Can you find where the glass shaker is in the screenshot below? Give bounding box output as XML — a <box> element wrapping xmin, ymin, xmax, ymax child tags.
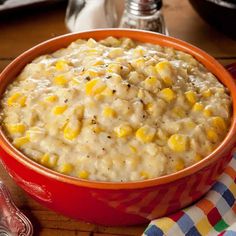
<box><xmin>119</xmin><ymin>0</ymin><xmax>167</xmax><ymax>34</ymax></box>
<box><xmin>65</xmin><ymin>0</ymin><xmax>118</xmax><ymax>32</ymax></box>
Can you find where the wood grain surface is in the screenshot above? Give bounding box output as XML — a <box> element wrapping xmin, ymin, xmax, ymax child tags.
<box><xmin>0</xmin><ymin>0</ymin><xmax>235</xmax><ymax>235</ymax></box>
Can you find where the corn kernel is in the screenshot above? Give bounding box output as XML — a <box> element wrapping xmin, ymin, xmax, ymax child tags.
<box><xmin>78</xmin><ymin>170</ymin><xmax>89</xmax><ymax>179</ymax></box>
<box><xmin>194</xmin><ymin>153</ymin><xmax>203</xmax><ymax>162</ymax></box>
<box><xmin>172</xmin><ymin>106</ymin><xmax>186</xmax><ymax>118</ymax></box>
<box><xmin>202</xmin><ymin>89</ymin><xmax>212</xmax><ymax>98</ymax></box>
<box><xmin>101</xmin><ymin>87</ymin><xmax>113</xmax><ymax>97</ymax></box>
<box><xmin>107</xmin><ymin>63</ymin><xmax>122</xmax><ymax>74</ymax></box>
<box><xmin>206</xmin><ymin>129</ymin><xmax>218</xmax><ymax>142</ymax></box>
<box><xmin>168</xmin><ymin>134</ymin><xmax>188</xmax><ymax>152</ymax></box>
<box><xmin>185</xmin><ymin>90</ymin><xmax>197</xmax><ymax>104</ymax></box>
<box><xmin>84</xmin><ymin>69</ymin><xmax>99</xmax><ymax>78</ymax></box>
<box><xmin>53</xmin><ymin>75</ymin><xmax>68</xmax><ymax>86</ymax></box>
<box><xmin>55</xmin><ymin>60</ymin><xmax>68</xmax><ymax>71</ymax></box>
<box><xmin>52</xmin><ymin>105</ymin><xmax>67</xmax><ymax>115</ymax></box>
<box><xmin>174</xmin><ymin>158</ymin><xmax>185</xmax><ymax>171</ymax></box>
<box><xmin>13</xmin><ymin>136</ymin><xmax>30</xmax><ymax>148</ymax></box>
<box><xmin>185</xmin><ymin>121</ymin><xmax>196</xmax><ymax>129</ymax></box>
<box><xmin>63</xmin><ymin>121</ymin><xmax>81</xmax><ymax>141</ymax></box>
<box><xmin>129</xmin><ymin>145</ymin><xmax>137</xmax><ymax>153</ymax></box>
<box><xmin>92</xmin><ymin>60</ymin><xmax>104</xmax><ymax>66</ymax></box>
<box><xmin>90</xmin><ymin>124</ymin><xmax>102</xmax><ymax>133</ymax></box>
<box><xmin>85</xmin><ymin>78</ymin><xmax>106</xmax><ymax>96</ymax></box>
<box><xmin>102</xmin><ymin>107</ymin><xmax>116</xmax><ymax>118</ymax></box>
<box><xmin>132</xmin><ymin>58</ymin><xmax>145</xmax><ymax>68</ymax></box>
<box><xmin>203</xmin><ymin>108</ymin><xmax>212</xmax><ymax>117</ymax></box>
<box><xmin>87</xmin><ymin>38</ymin><xmax>97</xmax><ymax>47</ymax></box>
<box><xmin>7</xmin><ymin>93</ymin><xmax>26</xmax><ymax>107</ymax></box>
<box><xmin>45</xmin><ymin>95</ymin><xmax>58</xmax><ymax>103</ymax></box>
<box><xmin>145</xmin><ymin>103</ymin><xmax>154</xmax><ymax>114</ymax></box>
<box><xmin>159</xmin><ymin>88</ymin><xmax>176</xmax><ymax>102</ymax></box>
<box><xmin>140</xmin><ymin>171</ymin><xmax>149</xmax><ymax>179</ymax></box>
<box><xmin>59</xmin><ymin>163</ymin><xmax>74</xmax><ymax>174</ymax></box>
<box><xmin>144</xmin><ymin>76</ymin><xmax>158</xmax><ymax>86</ymax></box>
<box><xmin>114</xmin><ymin>124</ymin><xmax>133</xmax><ymax>138</ymax></box>
<box><xmin>135</xmin><ymin>125</ymin><xmax>156</xmax><ymax>143</ymax></box>
<box><xmin>108</xmin><ymin>48</ymin><xmax>124</xmax><ymax>58</ymax></box>
<box><xmin>155</xmin><ymin>61</ymin><xmax>173</xmax><ymax>86</ymax></box>
<box><xmin>40</xmin><ymin>153</ymin><xmax>58</xmax><ymax>168</ymax></box>
<box><xmin>211</xmin><ymin>116</ymin><xmax>226</xmax><ymax>131</ymax></box>
<box><xmin>71</xmin><ymin>77</ymin><xmax>80</xmax><ymax>85</ymax></box>
<box><xmin>6</xmin><ymin>123</ymin><xmax>26</xmax><ymax>134</ymax></box>
<box><xmin>193</xmin><ymin>102</ymin><xmax>204</xmax><ymax>112</ymax></box>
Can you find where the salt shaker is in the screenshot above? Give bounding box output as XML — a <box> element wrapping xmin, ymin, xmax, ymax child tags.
<box><xmin>65</xmin><ymin>0</ymin><xmax>118</xmax><ymax>32</ymax></box>
<box><xmin>119</xmin><ymin>0</ymin><xmax>167</xmax><ymax>34</ymax></box>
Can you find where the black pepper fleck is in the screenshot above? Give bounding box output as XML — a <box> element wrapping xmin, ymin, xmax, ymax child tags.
<box><xmin>91</xmin><ymin>119</ymin><xmax>97</xmax><ymax>124</ymax></box>
<box><xmin>127</xmin><ymin>84</ymin><xmax>131</xmax><ymax>88</ymax></box>
<box><xmin>85</xmin><ymin>76</ymin><xmax>91</xmax><ymax>81</ymax></box>
<box><xmin>107</xmin><ymin>136</ymin><xmax>111</xmax><ymax>139</ymax></box>
<box><xmin>64</xmin><ymin>99</ymin><xmax>68</xmax><ymax>103</ymax></box>
<box><xmin>112</xmin><ymin>89</ymin><xmax>116</xmax><ymax>94</ymax></box>
<box><xmin>106</xmin><ymin>75</ymin><xmax>112</xmax><ymax>79</ymax></box>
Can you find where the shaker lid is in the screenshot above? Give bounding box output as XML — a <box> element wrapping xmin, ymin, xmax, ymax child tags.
<box><xmin>126</xmin><ymin>0</ymin><xmax>163</xmax><ymax>16</ymax></box>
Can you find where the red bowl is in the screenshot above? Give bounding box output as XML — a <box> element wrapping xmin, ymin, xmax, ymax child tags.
<box><xmin>0</xmin><ymin>29</ymin><xmax>236</xmax><ymax>226</ymax></box>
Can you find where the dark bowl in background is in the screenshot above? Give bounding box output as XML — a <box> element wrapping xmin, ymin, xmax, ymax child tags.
<box><xmin>189</xmin><ymin>0</ymin><xmax>236</xmax><ymax>39</ymax></box>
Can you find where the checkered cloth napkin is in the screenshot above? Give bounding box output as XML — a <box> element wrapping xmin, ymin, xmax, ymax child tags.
<box><xmin>143</xmin><ymin>151</ymin><xmax>236</xmax><ymax>236</ymax></box>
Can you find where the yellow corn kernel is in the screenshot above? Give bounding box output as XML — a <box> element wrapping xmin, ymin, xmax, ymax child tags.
<box><xmin>92</xmin><ymin>60</ymin><xmax>104</xmax><ymax>66</ymax></box>
<box><xmin>174</xmin><ymin>158</ymin><xmax>185</xmax><ymax>171</ymax></box>
<box><xmin>135</xmin><ymin>125</ymin><xmax>156</xmax><ymax>143</ymax></box>
<box><xmin>155</xmin><ymin>61</ymin><xmax>173</xmax><ymax>86</ymax></box>
<box><xmin>185</xmin><ymin>90</ymin><xmax>197</xmax><ymax>104</ymax></box>
<box><xmin>40</xmin><ymin>153</ymin><xmax>58</xmax><ymax>168</ymax></box>
<box><xmin>129</xmin><ymin>145</ymin><xmax>137</xmax><ymax>153</ymax></box>
<box><xmin>7</xmin><ymin>93</ymin><xmax>26</xmax><ymax>107</ymax></box>
<box><xmin>211</xmin><ymin>116</ymin><xmax>226</xmax><ymax>131</ymax></box>
<box><xmin>45</xmin><ymin>95</ymin><xmax>58</xmax><ymax>103</ymax></box>
<box><xmin>132</xmin><ymin>58</ymin><xmax>145</xmax><ymax>68</ymax></box>
<box><xmin>84</xmin><ymin>69</ymin><xmax>99</xmax><ymax>78</ymax></box>
<box><xmin>159</xmin><ymin>88</ymin><xmax>176</xmax><ymax>102</ymax></box>
<box><xmin>140</xmin><ymin>171</ymin><xmax>149</xmax><ymax>179</ymax></box>
<box><xmin>52</xmin><ymin>105</ymin><xmax>67</xmax><ymax>115</ymax></box>
<box><xmin>63</xmin><ymin>121</ymin><xmax>81</xmax><ymax>141</ymax></box>
<box><xmin>206</xmin><ymin>129</ymin><xmax>218</xmax><ymax>142</ymax></box>
<box><xmin>194</xmin><ymin>153</ymin><xmax>203</xmax><ymax>162</ymax></box>
<box><xmin>102</xmin><ymin>107</ymin><xmax>116</xmax><ymax>118</ymax></box>
<box><xmin>101</xmin><ymin>87</ymin><xmax>113</xmax><ymax>97</ymax></box>
<box><xmin>172</xmin><ymin>106</ymin><xmax>186</xmax><ymax>118</ymax></box>
<box><xmin>144</xmin><ymin>76</ymin><xmax>158</xmax><ymax>86</ymax></box>
<box><xmin>203</xmin><ymin>108</ymin><xmax>212</xmax><ymax>117</ymax></box>
<box><xmin>6</xmin><ymin>123</ymin><xmax>26</xmax><ymax>134</ymax></box>
<box><xmin>90</xmin><ymin>124</ymin><xmax>102</xmax><ymax>134</ymax></box>
<box><xmin>78</xmin><ymin>170</ymin><xmax>89</xmax><ymax>179</ymax></box>
<box><xmin>86</xmin><ymin>38</ymin><xmax>97</xmax><ymax>47</ymax></box>
<box><xmin>145</xmin><ymin>103</ymin><xmax>154</xmax><ymax>114</ymax></box>
<box><xmin>202</xmin><ymin>89</ymin><xmax>212</xmax><ymax>98</ymax></box>
<box><xmin>168</xmin><ymin>134</ymin><xmax>188</xmax><ymax>152</ymax></box>
<box><xmin>107</xmin><ymin>63</ymin><xmax>122</xmax><ymax>74</ymax></box>
<box><xmin>60</xmin><ymin>163</ymin><xmax>74</xmax><ymax>174</ymax></box>
<box><xmin>145</xmin><ymin>65</ymin><xmax>157</xmax><ymax>76</ymax></box>
<box><xmin>13</xmin><ymin>136</ymin><xmax>30</xmax><ymax>148</ymax></box>
<box><xmin>71</xmin><ymin>77</ymin><xmax>80</xmax><ymax>85</ymax></box>
<box><xmin>185</xmin><ymin>121</ymin><xmax>196</xmax><ymax>129</ymax></box>
<box><xmin>85</xmin><ymin>78</ymin><xmax>106</xmax><ymax>96</ymax></box>
<box><xmin>193</xmin><ymin>102</ymin><xmax>204</xmax><ymax>112</ymax></box>
<box><xmin>53</xmin><ymin>75</ymin><xmax>68</xmax><ymax>86</ymax></box>
<box><xmin>108</xmin><ymin>48</ymin><xmax>124</xmax><ymax>58</ymax></box>
<box><xmin>114</xmin><ymin>124</ymin><xmax>133</xmax><ymax>138</ymax></box>
<box><xmin>55</xmin><ymin>60</ymin><xmax>68</xmax><ymax>71</ymax></box>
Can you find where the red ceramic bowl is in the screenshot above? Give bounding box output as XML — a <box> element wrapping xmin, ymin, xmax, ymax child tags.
<box><xmin>0</xmin><ymin>29</ymin><xmax>236</xmax><ymax>226</ymax></box>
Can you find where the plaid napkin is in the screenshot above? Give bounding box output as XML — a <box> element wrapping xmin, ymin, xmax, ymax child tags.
<box><xmin>144</xmin><ymin>151</ymin><xmax>236</xmax><ymax>236</ymax></box>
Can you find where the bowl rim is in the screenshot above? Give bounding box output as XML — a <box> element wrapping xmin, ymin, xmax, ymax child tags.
<box><xmin>0</xmin><ymin>28</ymin><xmax>236</xmax><ymax>190</ymax></box>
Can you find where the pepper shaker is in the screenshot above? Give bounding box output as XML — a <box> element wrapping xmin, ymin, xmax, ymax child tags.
<box><xmin>119</xmin><ymin>0</ymin><xmax>167</xmax><ymax>34</ymax></box>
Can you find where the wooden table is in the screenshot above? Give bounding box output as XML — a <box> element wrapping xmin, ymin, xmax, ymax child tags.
<box><xmin>0</xmin><ymin>0</ymin><xmax>236</xmax><ymax>235</ymax></box>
